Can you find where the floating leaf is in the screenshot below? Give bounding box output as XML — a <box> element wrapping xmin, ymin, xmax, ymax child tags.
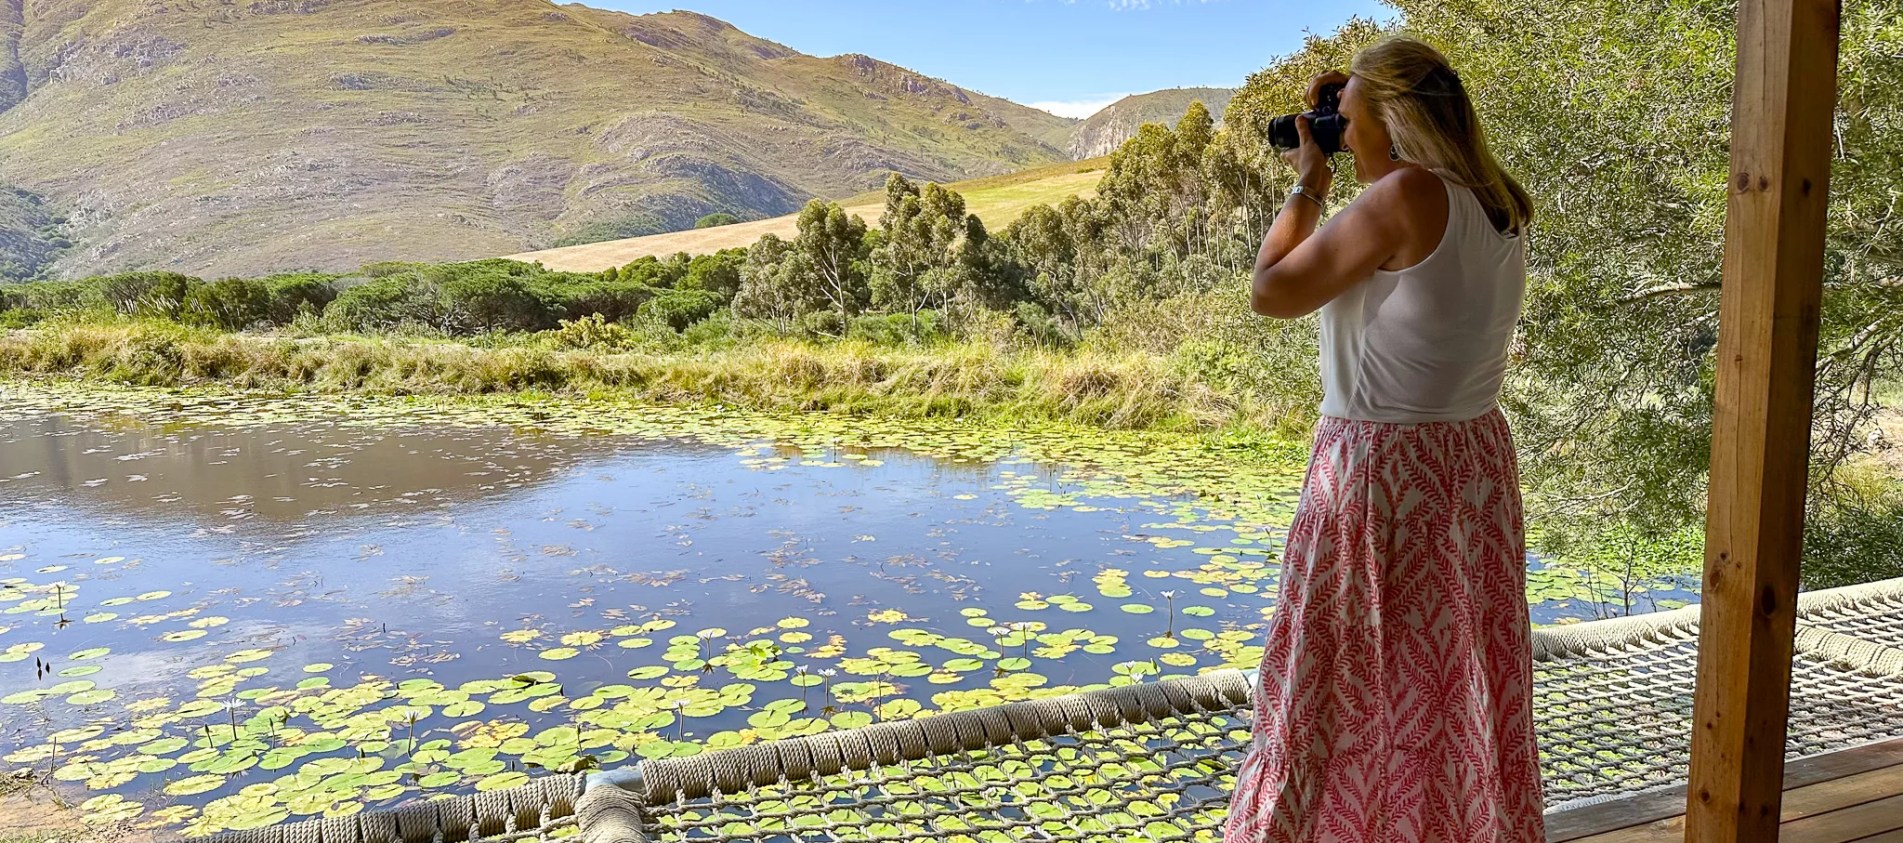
<box><xmin>67</xmin><ymin>688</ymin><xmax>117</xmax><ymax>705</ymax></box>
<box><xmin>165</xmin><ymin>775</ymin><xmax>225</xmax><ymax>797</ymax></box>
<box><xmin>476</xmin><ymin>771</ymin><xmax>529</xmax><ymax>792</ymax></box>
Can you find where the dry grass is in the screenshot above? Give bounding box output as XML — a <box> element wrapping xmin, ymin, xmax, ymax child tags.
<box><xmin>0</xmin><ymin>321</ymin><xmax>1312</xmax><ymax>438</ymax></box>
<box><xmin>508</xmin><ymin>159</ymin><xmax>1109</xmax><ymax>272</ymax></box>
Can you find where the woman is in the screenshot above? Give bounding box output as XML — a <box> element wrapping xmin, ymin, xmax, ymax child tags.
<box><xmin>1225</xmin><ymin>37</ymin><xmax>1545</xmax><ymax>843</ymax></box>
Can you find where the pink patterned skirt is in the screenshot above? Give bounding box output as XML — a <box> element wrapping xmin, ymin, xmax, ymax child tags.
<box><xmin>1225</xmin><ymin>408</ymin><xmax>1545</xmax><ymax>843</ymax></box>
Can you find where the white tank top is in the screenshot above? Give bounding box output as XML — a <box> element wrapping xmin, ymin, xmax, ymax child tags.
<box><xmin>1317</xmin><ymin>170</ymin><xmax>1525</xmax><ymax>423</ymax></box>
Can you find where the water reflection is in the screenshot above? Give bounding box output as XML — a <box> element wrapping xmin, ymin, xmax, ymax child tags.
<box><xmin>0</xmin><ymin>413</ymin><xmax>648</xmax><ymax>524</ymax></box>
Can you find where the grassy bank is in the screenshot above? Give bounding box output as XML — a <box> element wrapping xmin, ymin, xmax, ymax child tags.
<box><xmin>0</xmin><ymin>320</ymin><xmax>1318</xmax><ymax>441</ymax></box>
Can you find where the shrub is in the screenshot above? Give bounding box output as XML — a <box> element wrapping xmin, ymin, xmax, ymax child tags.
<box><xmin>846</xmin><ymin>311</ymin><xmax>949</xmax><ymax>347</ymax></box>
<box><xmin>546</xmin><ymin>314</ymin><xmax>640</xmax><ymax>352</ymax></box>
<box><xmin>1013</xmin><ymin>301</ymin><xmax>1074</xmax><ymax>349</ymax></box>
<box><xmin>608</xmin><ymin>255</ymin><xmax>691</xmax><ymax>289</ymax></box>
<box><xmin>439</xmin><ymin>272</ymin><xmax>559</xmax><ymax>333</ymax></box>
<box><xmin>263</xmin><ymin>274</ymin><xmax>340</xmax><ymax>323</ymax></box>
<box><xmin>182</xmin><ymin>278</ymin><xmax>273</xmax><ymax>330</ymax></box>
<box><xmin>797</xmin><ymin>310</ymin><xmax>845</xmax><ymax>338</ymax></box>
<box><xmin>695</xmin><ymin>213</ymin><xmax>740</xmax><ymax>229</ymax></box>
<box><xmin>639</xmin><ymin>288</ymin><xmax>723</xmax><ymax>332</ymax></box>
<box><xmin>680</xmin><ymin>310</ymin><xmax>740</xmax><ymax>348</ymax></box>
<box><xmin>552</xmin><ymin>280</ymin><xmax>657</xmax><ymax>323</ymax></box>
<box><xmin>326</xmin><ymin>278</ymin><xmax>444</xmax><ymax>333</ymax></box>
<box><xmin>94</xmin><ymin>271</ymin><xmax>199</xmax><ymax>319</ymax></box>
<box><xmin>680</xmin><ymin>250</ymin><xmax>746</xmax><ymax>301</ymax></box>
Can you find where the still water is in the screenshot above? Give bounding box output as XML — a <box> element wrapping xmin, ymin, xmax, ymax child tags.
<box><xmin>0</xmin><ymin>385</ymin><xmax>1688</xmax><ymax>834</ymax></box>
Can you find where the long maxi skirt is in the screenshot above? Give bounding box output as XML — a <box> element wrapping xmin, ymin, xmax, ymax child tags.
<box><xmin>1223</xmin><ymin>407</ymin><xmax>1546</xmax><ymax>843</ymax></box>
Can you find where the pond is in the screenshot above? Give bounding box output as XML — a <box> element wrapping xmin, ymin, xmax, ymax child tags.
<box><xmin>0</xmin><ymin>383</ymin><xmax>1694</xmax><ymax>835</ymax></box>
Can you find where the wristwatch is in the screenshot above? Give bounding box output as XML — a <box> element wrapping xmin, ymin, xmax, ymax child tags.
<box><xmin>1288</xmin><ymin>184</ymin><xmax>1327</xmax><ymax>213</ymax></box>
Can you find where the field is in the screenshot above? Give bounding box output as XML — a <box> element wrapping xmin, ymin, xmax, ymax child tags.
<box><xmin>508</xmin><ymin>158</ymin><xmax>1109</xmax><ymax>272</ymax></box>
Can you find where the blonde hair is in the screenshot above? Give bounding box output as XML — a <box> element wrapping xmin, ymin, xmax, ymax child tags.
<box><xmin>1351</xmin><ymin>37</ymin><xmax>1534</xmax><ymax>236</ymax></box>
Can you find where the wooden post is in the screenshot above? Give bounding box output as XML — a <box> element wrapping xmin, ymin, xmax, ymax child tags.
<box><xmin>1684</xmin><ymin>0</ymin><xmax>1840</xmax><ymax>840</ymax></box>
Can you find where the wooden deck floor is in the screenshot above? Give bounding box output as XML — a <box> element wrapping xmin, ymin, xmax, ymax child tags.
<box><xmin>1548</xmin><ymin>738</ymin><xmax>1903</xmax><ymax>842</ymax></box>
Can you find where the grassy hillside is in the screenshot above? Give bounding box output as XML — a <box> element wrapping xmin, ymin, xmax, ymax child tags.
<box><xmin>511</xmin><ymin>157</ymin><xmax>1109</xmax><ymax>271</ymax></box>
<box><xmin>1069</xmin><ymin>87</ymin><xmax>1236</xmax><ymax>158</ymax></box>
<box><xmin>0</xmin><ymin>1</ymin><xmax>1076</xmax><ymax>279</ymax></box>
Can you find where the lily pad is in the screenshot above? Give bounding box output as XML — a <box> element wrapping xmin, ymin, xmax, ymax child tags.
<box><xmin>164</xmin><ymin>775</ymin><xmax>225</xmax><ymax>797</ymax></box>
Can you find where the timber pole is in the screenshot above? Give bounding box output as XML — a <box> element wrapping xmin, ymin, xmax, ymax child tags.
<box><xmin>1684</xmin><ymin>0</ymin><xmax>1840</xmax><ymax>839</ymax></box>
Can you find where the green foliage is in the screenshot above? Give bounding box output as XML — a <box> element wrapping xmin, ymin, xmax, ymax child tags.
<box><xmin>326</xmin><ymin>279</ymin><xmax>445</xmax><ymax>334</ymax></box>
<box><xmin>438</xmin><ymin>271</ymin><xmax>560</xmax><ymax>333</ymax></box>
<box><xmin>695</xmin><ymin>213</ymin><xmax>741</xmax><ymax>229</ymax></box>
<box><xmin>95</xmin><ymin>272</ymin><xmax>200</xmax><ymax>320</ymax></box>
<box><xmin>182</xmin><ymin>279</ymin><xmax>273</xmax><ymax>331</ymax></box>
<box><xmin>680</xmin><ymin>250</ymin><xmax>746</xmax><ymax>301</ymax></box>
<box><xmin>640</xmin><ymin>288</ymin><xmax>724</xmax><ymax>332</ymax></box>
<box><xmin>847</xmin><ymin>311</ymin><xmax>950</xmax><ymax>347</ymax></box>
<box><xmin>262</xmin><ymin>274</ymin><xmax>341</xmax><ymax>323</ymax></box>
<box><xmin>732</xmin><ymin>204</ymin><xmax>881</xmax><ymax>333</ymax></box>
<box><xmin>554</xmin><ymin>280</ymin><xmax>658</xmax><ymax>323</ymax></box>
<box><xmin>547</xmin><ymin>314</ymin><xmax>640</xmax><ymax>353</ymax></box>
<box><xmin>793</xmin><ymin>200</ymin><xmax>873</xmax><ymax>329</ymax></box>
<box><xmin>1803</xmin><ymin>468</ymin><xmax>1903</xmax><ymax>589</ymax></box>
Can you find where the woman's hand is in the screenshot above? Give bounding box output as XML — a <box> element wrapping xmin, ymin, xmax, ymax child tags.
<box><xmin>1279</xmin><ymin>70</ymin><xmax>1349</xmax><ymax>192</ymax></box>
<box><xmin>1279</xmin><ymin>115</ymin><xmax>1334</xmax><ymax>193</ymax></box>
<box><xmin>1305</xmin><ymin>71</ymin><xmax>1350</xmax><ymax>108</ymax></box>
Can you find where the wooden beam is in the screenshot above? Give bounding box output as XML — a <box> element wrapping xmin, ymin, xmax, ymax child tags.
<box><xmin>1684</xmin><ymin>0</ymin><xmax>1841</xmax><ymax>839</ymax></box>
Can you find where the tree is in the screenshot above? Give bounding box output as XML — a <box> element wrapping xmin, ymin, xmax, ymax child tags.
<box><xmin>792</xmin><ymin>200</ymin><xmax>871</xmax><ymax>330</ymax></box>
<box><xmin>871</xmin><ymin>175</ymin><xmax>978</xmax><ymax>320</ymax></box>
<box><xmin>695</xmin><ymin>213</ymin><xmax>741</xmax><ymax>229</ymax></box>
<box><xmin>733</xmin><ymin>234</ymin><xmax>823</xmax><ymax>328</ymax></box>
<box><xmin>680</xmin><ymin>250</ymin><xmax>746</xmax><ymax>301</ymax></box>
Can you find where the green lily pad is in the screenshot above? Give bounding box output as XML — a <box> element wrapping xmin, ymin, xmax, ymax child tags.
<box><xmin>419</xmin><ymin>772</ymin><xmax>462</xmax><ymax>788</ymax></box>
<box><xmin>67</xmin><ymin>689</ymin><xmax>117</xmax><ymax>705</ymax></box>
<box><xmin>164</xmin><ymin>774</ymin><xmax>225</xmax><ymax>797</ymax></box>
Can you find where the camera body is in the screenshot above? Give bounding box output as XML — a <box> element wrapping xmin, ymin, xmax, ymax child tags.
<box><xmin>1269</xmin><ymin>82</ymin><xmax>1348</xmax><ymax>156</ymax></box>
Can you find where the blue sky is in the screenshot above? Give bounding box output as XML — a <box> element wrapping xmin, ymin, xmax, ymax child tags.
<box><xmin>591</xmin><ymin>0</ymin><xmax>1393</xmax><ymax>117</ymax></box>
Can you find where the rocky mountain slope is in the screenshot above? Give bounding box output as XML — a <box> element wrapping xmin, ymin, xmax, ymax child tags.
<box><xmin>0</xmin><ymin>1</ymin><xmax>1077</xmax><ymax>279</ymax></box>
<box><xmin>1067</xmin><ymin>87</ymin><xmax>1234</xmax><ymax>159</ymax></box>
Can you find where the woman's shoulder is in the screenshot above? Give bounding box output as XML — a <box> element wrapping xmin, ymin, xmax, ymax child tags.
<box><xmin>1371</xmin><ymin>166</ymin><xmax>1449</xmax><ymax>209</ymax></box>
<box><xmin>1364</xmin><ymin>166</ymin><xmax>1452</xmax><ymax>262</ymax></box>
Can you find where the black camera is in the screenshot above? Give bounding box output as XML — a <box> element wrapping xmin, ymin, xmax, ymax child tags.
<box><xmin>1268</xmin><ymin>82</ymin><xmax>1348</xmax><ymax>156</ymax></box>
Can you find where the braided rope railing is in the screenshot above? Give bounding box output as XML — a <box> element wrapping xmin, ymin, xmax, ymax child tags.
<box><xmin>197</xmin><ymin>577</ymin><xmax>1903</xmax><ymax>843</ymax></box>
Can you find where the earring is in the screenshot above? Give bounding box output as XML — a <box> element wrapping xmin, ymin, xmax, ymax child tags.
<box><xmin>1389</xmin><ymin>144</ymin><xmax>1402</xmax><ymax>161</ymax></box>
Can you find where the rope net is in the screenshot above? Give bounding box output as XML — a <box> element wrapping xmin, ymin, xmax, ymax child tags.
<box><xmin>199</xmin><ymin>577</ymin><xmax>1903</xmax><ymax>843</ymax></box>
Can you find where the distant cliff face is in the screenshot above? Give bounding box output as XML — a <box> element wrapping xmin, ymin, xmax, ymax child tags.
<box><xmin>0</xmin><ymin>1</ymin><xmax>1077</xmax><ymax>279</ymax></box>
<box><xmin>1067</xmin><ymin>88</ymin><xmax>1236</xmax><ymax>159</ymax></box>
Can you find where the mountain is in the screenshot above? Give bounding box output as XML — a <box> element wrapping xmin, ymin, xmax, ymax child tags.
<box><xmin>1067</xmin><ymin>87</ymin><xmax>1235</xmax><ymax>159</ymax></box>
<box><xmin>0</xmin><ymin>1</ymin><xmax>1078</xmax><ymax>280</ymax></box>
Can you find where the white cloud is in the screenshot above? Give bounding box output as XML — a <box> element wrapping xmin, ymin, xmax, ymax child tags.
<box><xmin>1027</xmin><ymin>95</ymin><xmax>1131</xmax><ymax>119</ymax></box>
